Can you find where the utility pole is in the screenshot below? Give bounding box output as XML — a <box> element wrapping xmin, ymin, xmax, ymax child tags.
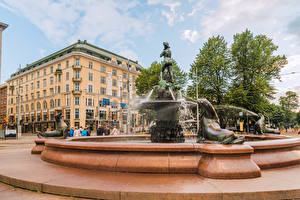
<box><xmin>126</xmin><ymin>59</ymin><xmax>131</xmax><ymax>134</ymax></box>
<box><xmin>195</xmin><ymin>67</ymin><xmax>199</xmax><ymax>133</ymax></box>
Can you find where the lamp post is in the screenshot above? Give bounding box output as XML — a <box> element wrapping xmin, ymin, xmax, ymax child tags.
<box><xmin>126</xmin><ymin>59</ymin><xmax>131</xmax><ymax>134</ymax></box>
<box><xmin>195</xmin><ymin>67</ymin><xmax>199</xmax><ymax>133</ymax></box>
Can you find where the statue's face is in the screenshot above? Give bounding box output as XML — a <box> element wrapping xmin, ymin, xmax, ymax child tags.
<box><xmin>163</xmin><ymin>42</ymin><xmax>169</xmax><ymax>48</ymax></box>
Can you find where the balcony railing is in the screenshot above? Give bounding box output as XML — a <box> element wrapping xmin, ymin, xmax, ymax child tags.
<box><xmin>72</xmin><ymin>65</ymin><xmax>82</xmax><ymax>70</ymax></box>
<box><xmin>72</xmin><ymin>90</ymin><xmax>82</xmax><ymax>95</ymax></box>
<box><xmin>72</xmin><ymin>77</ymin><xmax>82</xmax><ymax>82</ymax></box>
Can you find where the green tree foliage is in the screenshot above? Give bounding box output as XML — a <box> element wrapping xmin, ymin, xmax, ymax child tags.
<box><xmin>279</xmin><ymin>91</ymin><xmax>299</xmax><ymax>124</ymax></box>
<box><xmin>135</xmin><ymin>61</ymin><xmax>187</xmax><ymax>95</ymax></box>
<box><xmin>228</xmin><ymin>29</ymin><xmax>286</xmax><ymax>113</ymax></box>
<box><xmin>263</xmin><ymin>103</ymin><xmax>285</xmax><ymax>126</ymax></box>
<box><xmin>279</xmin><ymin>91</ymin><xmax>299</xmax><ymax>111</ymax></box>
<box><xmin>187</xmin><ymin>35</ymin><xmax>231</xmax><ymax>104</ymax></box>
<box><xmin>296</xmin><ymin>112</ymin><xmax>300</xmax><ymax>125</ymax></box>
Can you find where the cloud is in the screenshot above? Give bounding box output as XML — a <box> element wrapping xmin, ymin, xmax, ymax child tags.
<box><xmin>1</xmin><ymin>0</ymin><xmax>149</xmax><ymax>48</ymax></box>
<box><xmin>180</xmin><ymin>30</ymin><xmax>200</xmax><ymax>43</ymax></box>
<box><xmin>147</xmin><ymin>0</ymin><xmax>183</xmax><ymax>26</ymax></box>
<box><xmin>118</xmin><ymin>48</ymin><xmax>139</xmax><ymax>61</ymax></box>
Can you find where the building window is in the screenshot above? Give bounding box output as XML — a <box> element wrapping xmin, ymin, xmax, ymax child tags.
<box><xmin>31</xmin><ymin>83</ymin><xmax>34</xmax><ymax>90</ymax></box>
<box><xmin>66</xmin><ymin>84</ymin><xmax>69</xmax><ymax>92</ymax></box>
<box><xmin>37</xmin><ymin>71</ymin><xmax>40</xmax><ymax>78</ymax></box>
<box><xmin>100</xmin><ymin>87</ymin><xmax>106</xmax><ymax>95</ymax></box>
<box><xmin>37</xmin><ymin>91</ymin><xmax>40</xmax><ymax>98</ymax></box>
<box><xmin>75</xmin><ymin>83</ymin><xmax>80</xmax><ymax>91</ymax></box>
<box><xmin>88</xmin><ymin>73</ymin><xmax>93</xmax><ymax>81</ymax></box>
<box><xmin>89</xmin><ymin>61</ymin><xmax>93</xmax><ymax>69</ymax></box>
<box><xmin>26</xmin><ymin>85</ymin><xmax>28</xmax><ymax>92</ymax></box>
<box><xmin>75</xmin><ymin>109</ymin><xmax>79</xmax><ymax>119</ymax></box>
<box><xmin>50</xmin><ymin>100</ymin><xmax>54</xmax><ymax>109</ymax></box>
<box><xmin>99</xmin><ymin>111</ymin><xmax>106</xmax><ymax>120</ymax></box>
<box><xmin>75</xmin><ymin>97</ymin><xmax>80</xmax><ymax>105</ymax></box>
<box><xmin>112</xmin><ymin>79</ymin><xmax>117</xmax><ymax>87</ymax></box>
<box><xmin>86</xmin><ymin>109</ymin><xmax>94</xmax><ymax>120</ymax></box>
<box><xmin>66</xmin><ymin>72</ymin><xmax>69</xmax><ymax>80</ymax></box>
<box><xmin>50</xmin><ymin>77</ymin><xmax>54</xmax><ymax>85</ymax></box>
<box><xmin>57</xmin><ymin>86</ymin><xmax>61</xmax><ymax>94</ymax></box>
<box><xmin>31</xmin><ymin>73</ymin><xmax>34</xmax><ymax>80</ymax></box>
<box><xmin>66</xmin><ymin>60</ymin><xmax>69</xmax><ymax>68</ymax></box>
<box><xmin>123</xmin><ymin>82</ymin><xmax>127</xmax><ymax>89</ymax></box>
<box><xmin>75</xmin><ymin>58</ymin><xmax>80</xmax><ymax>66</ymax></box>
<box><xmin>57</xmin><ymin>99</ymin><xmax>61</xmax><ymax>107</ymax></box>
<box><xmin>10</xmin><ymin>98</ymin><xmax>13</xmax><ymax>104</ymax></box>
<box><xmin>66</xmin><ymin>98</ymin><xmax>70</xmax><ymax>107</ymax></box>
<box><xmin>43</xmin><ymin>79</ymin><xmax>46</xmax><ymax>87</ymax></box>
<box><xmin>58</xmin><ymin>74</ymin><xmax>61</xmax><ymax>82</ymax></box>
<box><xmin>132</xmin><ymin>75</ymin><xmax>136</xmax><ymax>81</ymax></box>
<box><xmin>75</xmin><ymin>70</ymin><xmax>80</xmax><ymax>79</ymax></box>
<box><xmin>37</xmin><ymin>114</ymin><xmax>41</xmax><ymax>122</ymax></box>
<box><xmin>37</xmin><ymin>102</ymin><xmax>41</xmax><ymax>111</ymax></box>
<box><xmin>58</xmin><ymin>63</ymin><xmax>61</xmax><ymax>69</ymax></box>
<box><xmin>65</xmin><ymin>109</ymin><xmax>70</xmax><ymax>119</ymax></box>
<box><xmin>101</xmin><ymin>76</ymin><xmax>106</xmax><ymax>84</ymax></box>
<box><xmin>112</xmin><ymin>69</ymin><xmax>117</xmax><ymax>76</ymax></box>
<box><xmin>44</xmin><ymin>69</ymin><xmax>47</xmax><ymax>76</ymax></box>
<box><xmin>88</xmin><ymin>85</ymin><xmax>93</xmax><ymax>93</ymax></box>
<box><xmin>101</xmin><ymin>66</ymin><xmax>106</xmax><ymax>72</ymax></box>
<box><xmin>123</xmin><ymin>72</ymin><xmax>127</xmax><ymax>79</ymax></box>
<box><xmin>43</xmin><ymin>101</ymin><xmax>47</xmax><ymax>110</ymax></box>
<box><xmin>112</xmin><ymin>90</ymin><xmax>117</xmax><ymax>97</ymax></box>
<box><xmin>86</xmin><ymin>98</ymin><xmax>94</xmax><ymax>106</ymax></box>
<box><xmin>31</xmin><ymin>93</ymin><xmax>34</xmax><ymax>100</ymax></box>
<box><xmin>50</xmin><ymin>66</ymin><xmax>53</xmax><ymax>73</ymax></box>
<box><xmin>50</xmin><ymin>88</ymin><xmax>54</xmax><ymax>96</ymax></box>
<box><xmin>37</xmin><ymin>81</ymin><xmax>40</xmax><ymax>88</ymax></box>
<box><xmin>50</xmin><ymin>113</ymin><xmax>54</xmax><ymax>121</ymax></box>
<box><xmin>43</xmin><ymin>90</ymin><xmax>46</xmax><ymax>97</ymax></box>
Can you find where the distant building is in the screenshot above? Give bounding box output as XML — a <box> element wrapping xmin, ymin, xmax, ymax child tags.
<box><xmin>0</xmin><ymin>83</ymin><xmax>7</xmax><ymax>128</ymax></box>
<box><xmin>6</xmin><ymin>40</ymin><xmax>142</xmax><ymax>133</ymax></box>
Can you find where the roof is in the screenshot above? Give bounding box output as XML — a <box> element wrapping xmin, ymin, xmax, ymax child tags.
<box><xmin>10</xmin><ymin>40</ymin><xmax>143</xmax><ymax>78</ymax></box>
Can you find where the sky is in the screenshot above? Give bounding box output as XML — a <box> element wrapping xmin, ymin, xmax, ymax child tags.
<box><xmin>0</xmin><ymin>0</ymin><xmax>300</xmax><ymax>104</ymax></box>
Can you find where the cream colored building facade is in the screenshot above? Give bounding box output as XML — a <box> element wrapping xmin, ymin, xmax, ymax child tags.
<box><xmin>6</xmin><ymin>40</ymin><xmax>142</xmax><ymax>133</ymax></box>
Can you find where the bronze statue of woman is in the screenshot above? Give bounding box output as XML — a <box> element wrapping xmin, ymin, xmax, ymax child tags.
<box><xmin>160</xmin><ymin>42</ymin><xmax>173</xmax><ymax>83</ymax></box>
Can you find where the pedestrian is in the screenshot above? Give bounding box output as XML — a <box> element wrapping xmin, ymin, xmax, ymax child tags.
<box><xmin>111</xmin><ymin>126</ymin><xmax>119</xmax><ymax>135</ymax></box>
<box><xmin>104</xmin><ymin>125</ymin><xmax>110</xmax><ymax>136</ymax></box>
<box><xmin>97</xmin><ymin>124</ymin><xmax>104</xmax><ymax>136</ymax></box>
<box><xmin>87</xmin><ymin>125</ymin><xmax>91</xmax><ymax>136</ymax></box>
<box><xmin>74</xmin><ymin>127</ymin><xmax>80</xmax><ymax>137</ymax></box>
<box><xmin>79</xmin><ymin>126</ymin><xmax>83</xmax><ymax>134</ymax></box>
<box><xmin>69</xmin><ymin>127</ymin><xmax>74</xmax><ymax>137</ymax></box>
<box><xmin>81</xmin><ymin>127</ymin><xmax>87</xmax><ymax>136</ymax></box>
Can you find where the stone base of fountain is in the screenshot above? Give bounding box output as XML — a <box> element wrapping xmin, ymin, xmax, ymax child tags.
<box><xmin>150</xmin><ymin>120</ymin><xmax>185</xmax><ymax>143</ymax></box>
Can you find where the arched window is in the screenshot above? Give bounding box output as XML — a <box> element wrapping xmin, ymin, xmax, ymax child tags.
<box><xmin>26</xmin><ymin>104</ymin><xmax>29</xmax><ymax>112</ymax></box>
<box><xmin>21</xmin><ymin>105</ymin><xmax>24</xmax><ymax>113</ymax></box>
<box><xmin>37</xmin><ymin>102</ymin><xmax>41</xmax><ymax>111</ymax></box>
<box><xmin>50</xmin><ymin>100</ymin><xmax>54</xmax><ymax>109</ymax></box>
<box><xmin>43</xmin><ymin>101</ymin><xmax>47</xmax><ymax>110</ymax></box>
<box><xmin>31</xmin><ymin>103</ymin><xmax>34</xmax><ymax>111</ymax></box>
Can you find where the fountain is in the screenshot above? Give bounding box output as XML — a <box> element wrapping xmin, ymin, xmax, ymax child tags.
<box><xmin>19</xmin><ymin>42</ymin><xmax>300</xmax><ymax>199</ymax></box>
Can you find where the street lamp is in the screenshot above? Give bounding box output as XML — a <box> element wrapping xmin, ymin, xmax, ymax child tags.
<box><xmin>126</xmin><ymin>59</ymin><xmax>131</xmax><ymax>134</ymax></box>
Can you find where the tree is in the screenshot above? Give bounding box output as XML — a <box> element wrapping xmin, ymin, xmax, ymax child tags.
<box><xmin>279</xmin><ymin>91</ymin><xmax>299</xmax><ymax>111</ymax></box>
<box><xmin>228</xmin><ymin>29</ymin><xmax>287</xmax><ymax>113</ymax></box>
<box><xmin>135</xmin><ymin>61</ymin><xmax>187</xmax><ymax>95</ymax></box>
<box><xmin>187</xmin><ymin>35</ymin><xmax>231</xmax><ymax>104</ymax></box>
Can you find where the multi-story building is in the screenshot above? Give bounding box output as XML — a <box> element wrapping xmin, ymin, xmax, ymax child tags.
<box><xmin>0</xmin><ymin>83</ymin><xmax>7</xmax><ymax>129</ymax></box>
<box><xmin>6</xmin><ymin>40</ymin><xmax>142</xmax><ymax>133</ymax></box>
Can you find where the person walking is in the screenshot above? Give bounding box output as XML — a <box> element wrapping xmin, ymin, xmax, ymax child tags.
<box><xmin>104</xmin><ymin>125</ymin><xmax>110</xmax><ymax>136</ymax></box>
<box><xmin>111</xmin><ymin>126</ymin><xmax>119</xmax><ymax>135</ymax></box>
<box><xmin>69</xmin><ymin>127</ymin><xmax>74</xmax><ymax>137</ymax></box>
<box><xmin>74</xmin><ymin>127</ymin><xmax>80</xmax><ymax>137</ymax></box>
<box><xmin>81</xmin><ymin>127</ymin><xmax>87</xmax><ymax>136</ymax></box>
<box><xmin>97</xmin><ymin>124</ymin><xmax>104</xmax><ymax>136</ymax></box>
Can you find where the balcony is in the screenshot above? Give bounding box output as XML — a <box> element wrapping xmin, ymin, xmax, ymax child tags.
<box><xmin>54</xmin><ymin>69</ymin><xmax>62</xmax><ymax>75</ymax></box>
<box><xmin>72</xmin><ymin>65</ymin><xmax>82</xmax><ymax>70</ymax></box>
<box><xmin>72</xmin><ymin>90</ymin><xmax>82</xmax><ymax>95</ymax></box>
<box><xmin>72</xmin><ymin>77</ymin><xmax>82</xmax><ymax>82</ymax></box>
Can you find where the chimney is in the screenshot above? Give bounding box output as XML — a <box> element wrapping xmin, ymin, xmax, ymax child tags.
<box><xmin>0</xmin><ymin>22</ymin><xmax>8</xmax><ymax>84</ymax></box>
